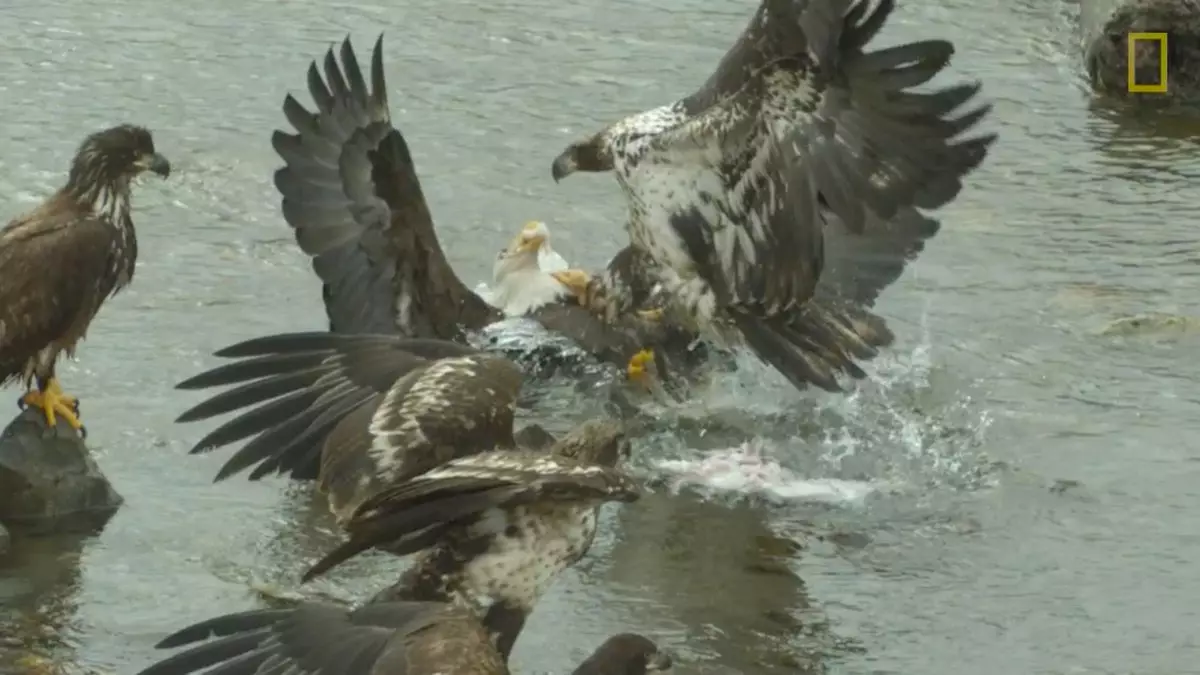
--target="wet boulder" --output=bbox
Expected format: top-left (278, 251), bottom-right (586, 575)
top-left (0, 408), bottom-right (124, 535)
top-left (1082, 0), bottom-right (1200, 106)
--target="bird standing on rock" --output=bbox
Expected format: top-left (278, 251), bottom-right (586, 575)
top-left (0, 124), bottom-right (169, 436)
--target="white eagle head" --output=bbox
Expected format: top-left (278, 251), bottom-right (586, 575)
top-left (490, 221), bottom-right (571, 317)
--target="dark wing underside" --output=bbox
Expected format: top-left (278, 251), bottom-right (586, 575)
top-left (174, 332), bottom-right (512, 486)
top-left (137, 601), bottom-right (505, 675)
top-left (272, 35), bottom-right (498, 340)
top-left (303, 449), bottom-right (640, 582)
top-left (0, 204), bottom-right (118, 383)
top-left (816, 206), bottom-right (940, 310)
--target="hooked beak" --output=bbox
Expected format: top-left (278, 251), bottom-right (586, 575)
top-left (646, 649), bottom-right (673, 671)
top-left (136, 153), bottom-right (171, 178)
top-left (551, 150), bottom-right (577, 183)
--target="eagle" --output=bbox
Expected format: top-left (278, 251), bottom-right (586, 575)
top-left (136, 599), bottom-right (672, 675)
top-left (174, 332), bottom-right (641, 658)
top-left (0, 124), bottom-right (169, 435)
top-left (549, 0), bottom-right (996, 393)
top-left (271, 36), bottom-right (691, 387)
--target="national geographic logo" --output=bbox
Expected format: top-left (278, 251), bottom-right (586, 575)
top-left (1127, 32), bottom-right (1168, 94)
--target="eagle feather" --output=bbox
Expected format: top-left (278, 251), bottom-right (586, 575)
top-left (552, 0), bottom-right (995, 393)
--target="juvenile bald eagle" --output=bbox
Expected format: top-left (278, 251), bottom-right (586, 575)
top-left (272, 36), bottom-right (688, 386)
top-left (0, 124), bottom-right (169, 434)
top-left (175, 333), bottom-right (641, 657)
top-left (301, 418), bottom-right (640, 658)
top-left (137, 599), bottom-right (671, 675)
top-left (550, 0), bottom-right (995, 393)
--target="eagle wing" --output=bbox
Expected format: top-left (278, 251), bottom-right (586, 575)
top-left (174, 333), bottom-right (518, 490)
top-left (137, 601), bottom-right (504, 675)
top-left (272, 35), bottom-right (498, 340)
top-left (629, 0), bottom-right (992, 390)
top-left (816, 206), bottom-right (940, 310)
top-left (302, 449), bottom-right (641, 582)
top-left (0, 207), bottom-right (119, 382)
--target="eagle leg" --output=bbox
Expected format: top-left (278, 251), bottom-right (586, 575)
top-left (20, 377), bottom-right (84, 435)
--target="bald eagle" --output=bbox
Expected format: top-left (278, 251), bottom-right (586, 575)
top-left (136, 599), bottom-right (671, 675)
top-left (550, 0), bottom-right (995, 393)
top-left (0, 124), bottom-right (169, 435)
top-left (175, 332), bottom-right (641, 658)
top-left (489, 220), bottom-right (578, 317)
top-left (272, 36), bottom-right (695, 387)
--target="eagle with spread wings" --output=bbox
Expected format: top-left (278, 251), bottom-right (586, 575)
top-left (0, 124), bottom-right (169, 435)
top-left (175, 332), bottom-right (642, 658)
top-left (271, 36), bottom-right (686, 384)
top-left (550, 0), bottom-right (995, 393)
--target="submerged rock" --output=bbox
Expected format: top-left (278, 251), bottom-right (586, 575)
top-left (1082, 0), bottom-right (1200, 106)
top-left (0, 408), bottom-right (123, 535)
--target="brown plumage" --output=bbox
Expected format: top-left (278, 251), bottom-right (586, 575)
top-left (175, 334), bottom-right (642, 658)
top-left (175, 331), bottom-right (643, 658)
top-left (135, 600), bottom-right (670, 675)
top-left (0, 124), bottom-right (169, 434)
top-left (175, 332), bottom-right (522, 511)
top-left (548, 0), bottom-right (993, 393)
top-left (272, 36), bottom-right (711, 389)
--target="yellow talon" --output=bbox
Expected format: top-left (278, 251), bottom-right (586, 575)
top-left (626, 348), bottom-right (655, 383)
top-left (637, 308), bottom-right (663, 322)
top-left (21, 378), bottom-right (83, 433)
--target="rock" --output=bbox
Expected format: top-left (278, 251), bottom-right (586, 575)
top-left (1082, 0), bottom-right (1200, 106)
top-left (0, 522), bottom-right (8, 555)
top-left (0, 408), bottom-right (123, 535)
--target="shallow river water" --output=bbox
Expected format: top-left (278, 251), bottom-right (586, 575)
top-left (0, 0), bottom-right (1198, 673)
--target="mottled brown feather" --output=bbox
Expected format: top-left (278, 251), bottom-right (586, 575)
top-left (272, 35), bottom-right (498, 340)
top-left (0, 204), bottom-right (119, 385)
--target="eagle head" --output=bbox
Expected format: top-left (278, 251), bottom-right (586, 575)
top-left (573, 633), bottom-right (673, 675)
top-left (551, 134), bottom-right (613, 182)
top-left (68, 124), bottom-right (171, 193)
top-left (551, 418), bottom-right (630, 467)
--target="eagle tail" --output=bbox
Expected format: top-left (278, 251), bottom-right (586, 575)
top-left (729, 303), bottom-right (877, 393)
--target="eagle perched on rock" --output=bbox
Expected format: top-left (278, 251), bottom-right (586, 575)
top-left (0, 124), bottom-right (169, 434)
top-left (550, 0), bottom-right (995, 393)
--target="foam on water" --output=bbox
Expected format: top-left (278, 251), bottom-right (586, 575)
top-left (653, 440), bottom-right (892, 506)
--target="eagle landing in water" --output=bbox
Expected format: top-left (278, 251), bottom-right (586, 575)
top-left (550, 0), bottom-right (996, 393)
top-left (0, 124), bottom-right (169, 435)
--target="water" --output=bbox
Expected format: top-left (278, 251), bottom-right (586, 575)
top-left (0, 0), bottom-right (1198, 673)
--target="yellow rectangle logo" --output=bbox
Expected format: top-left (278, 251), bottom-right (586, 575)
top-left (1127, 32), bottom-right (1168, 94)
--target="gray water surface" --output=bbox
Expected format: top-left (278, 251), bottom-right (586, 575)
top-left (0, 0), bottom-right (1198, 673)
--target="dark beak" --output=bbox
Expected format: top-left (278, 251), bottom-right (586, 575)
top-left (551, 150), bottom-right (576, 183)
top-left (142, 153), bottom-right (171, 178)
top-left (647, 649), bottom-right (673, 671)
